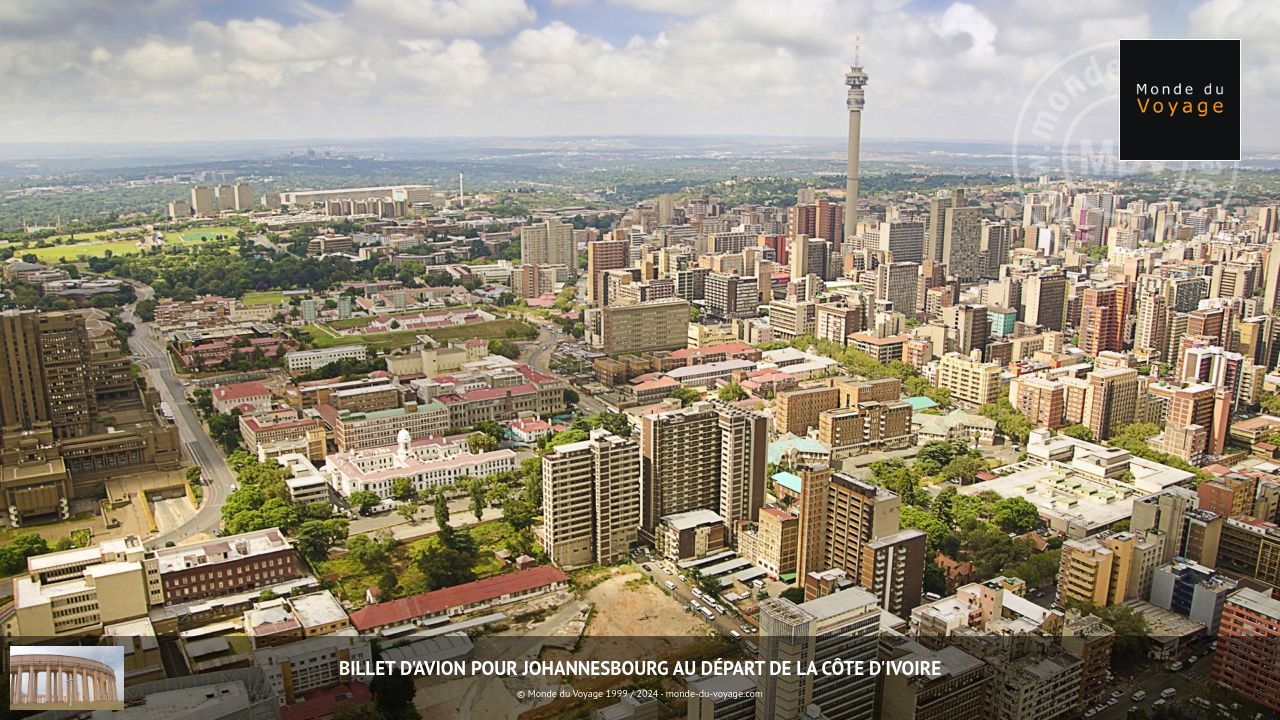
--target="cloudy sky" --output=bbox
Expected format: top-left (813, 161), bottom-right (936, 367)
top-left (0, 0), bottom-right (1275, 146)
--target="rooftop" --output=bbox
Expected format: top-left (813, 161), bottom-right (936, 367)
top-left (658, 508), bottom-right (725, 531)
top-left (347, 565), bottom-right (568, 631)
top-left (153, 528), bottom-right (292, 574)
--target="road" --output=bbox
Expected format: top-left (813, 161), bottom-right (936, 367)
top-left (521, 321), bottom-right (610, 416)
top-left (121, 283), bottom-right (233, 547)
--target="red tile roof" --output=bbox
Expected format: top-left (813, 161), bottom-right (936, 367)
top-left (348, 565), bottom-right (568, 631)
top-left (280, 683), bottom-right (373, 720)
top-left (213, 381), bottom-right (271, 402)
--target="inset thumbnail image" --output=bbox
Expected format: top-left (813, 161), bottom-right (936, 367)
top-left (8, 646), bottom-right (125, 711)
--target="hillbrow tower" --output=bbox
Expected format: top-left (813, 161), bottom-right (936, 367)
top-left (844, 53), bottom-right (868, 253)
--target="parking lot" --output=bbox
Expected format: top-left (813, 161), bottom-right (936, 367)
top-left (630, 548), bottom-right (762, 648)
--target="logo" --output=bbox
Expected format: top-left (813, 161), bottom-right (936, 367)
top-left (1120, 39), bottom-right (1240, 161)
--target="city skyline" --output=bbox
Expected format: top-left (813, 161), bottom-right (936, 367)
top-left (2, 0), bottom-right (1277, 147)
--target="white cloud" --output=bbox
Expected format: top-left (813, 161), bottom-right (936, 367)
top-left (351, 0), bottom-right (537, 37)
top-left (0, 0), bottom-right (1272, 146)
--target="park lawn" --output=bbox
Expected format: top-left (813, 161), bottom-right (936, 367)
top-left (307, 318), bottom-right (527, 351)
top-left (241, 290), bottom-right (285, 306)
top-left (22, 239), bottom-right (144, 262)
top-left (163, 226), bottom-right (241, 243)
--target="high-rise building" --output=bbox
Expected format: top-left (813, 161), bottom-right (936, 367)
top-left (865, 528), bottom-right (927, 617)
top-left (1082, 367), bottom-right (1138, 441)
top-left (233, 182), bottom-right (254, 211)
top-left (0, 310), bottom-right (97, 440)
top-left (844, 60), bottom-right (869, 252)
top-left (817, 401), bottom-right (914, 455)
top-left (876, 220), bottom-right (925, 264)
top-left (925, 190), bottom-right (964, 266)
top-left (639, 401), bottom-right (767, 538)
top-left (1010, 376), bottom-right (1066, 429)
top-left (717, 404), bottom-right (769, 540)
top-left (1211, 588), bottom-right (1280, 714)
top-left (520, 219), bottom-right (576, 269)
top-left (789, 199), bottom-right (844, 246)
top-left (879, 639), bottom-right (989, 720)
top-left (756, 587), bottom-right (880, 720)
top-left (586, 238), bottom-right (630, 306)
top-left (942, 304), bottom-right (991, 358)
top-left (942, 206), bottom-right (984, 281)
top-left (1056, 532), bottom-right (1158, 607)
top-left (596, 298), bottom-right (690, 356)
top-left (1022, 270), bottom-right (1067, 332)
top-left (214, 184), bottom-right (236, 211)
top-left (190, 185), bottom-right (214, 216)
top-left (542, 429), bottom-right (641, 569)
top-left (980, 221), bottom-right (1011, 278)
top-left (773, 386), bottom-right (840, 436)
top-left (874, 262), bottom-right (920, 316)
top-left (705, 273), bottom-right (760, 320)
top-left (1079, 285), bottom-right (1123, 357)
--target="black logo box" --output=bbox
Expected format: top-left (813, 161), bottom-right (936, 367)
top-left (1120, 39), bottom-right (1240, 161)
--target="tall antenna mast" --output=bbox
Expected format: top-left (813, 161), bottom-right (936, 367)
top-left (855, 36), bottom-right (861, 66)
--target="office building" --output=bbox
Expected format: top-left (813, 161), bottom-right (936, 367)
top-left (756, 587), bottom-right (879, 720)
top-left (866, 528), bottom-right (927, 617)
top-left (789, 199), bottom-right (844, 246)
top-left (315, 401), bottom-right (450, 451)
top-left (1023, 271), bottom-right (1067, 332)
top-left (153, 528), bottom-right (304, 602)
top-left (1, 310), bottom-right (98, 440)
top-left (1217, 515), bottom-right (1280, 587)
top-left (596, 298), bottom-right (690, 356)
top-left (942, 304), bottom-right (991, 358)
top-left (542, 429), bottom-right (641, 569)
top-left (874, 262), bottom-right (921, 316)
top-left (879, 638), bottom-right (988, 720)
top-left (1148, 559), bottom-right (1237, 635)
top-left (284, 345), bottom-right (369, 373)
top-left (925, 190), bottom-right (964, 266)
top-left (874, 220), bottom-right (925, 264)
top-left (8, 535), bottom-right (163, 637)
top-left (705, 272), bottom-right (760, 320)
top-left (773, 386), bottom-right (839, 436)
top-left (942, 206), bottom-right (983, 281)
top-left (512, 264), bottom-right (560, 299)
top-left (1079, 285), bottom-right (1123, 357)
top-left (323, 430), bottom-right (516, 500)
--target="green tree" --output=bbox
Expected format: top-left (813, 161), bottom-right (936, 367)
top-left (349, 490), bottom-right (381, 514)
top-left (474, 420), bottom-right (504, 441)
top-left (413, 532), bottom-right (479, 590)
top-left (348, 532), bottom-right (395, 570)
top-left (901, 505), bottom-right (953, 552)
top-left (185, 465), bottom-right (203, 484)
top-left (1060, 423), bottom-right (1094, 441)
top-left (487, 338), bottom-right (520, 359)
top-left (780, 586), bottom-right (806, 603)
top-left (0, 533), bottom-right (51, 575)
top-left (294, 519), bottom-right (345, 562)
top-left (398, 502), bottom-right (419, 524)
top-left (432, 490), bottom-right (451, 529)
top-left (992, 497), bottom-right (1041, 533)
top-left (467, 432), bottom-right (498, 454)
top-left (391, 477), bottom-right (417, 502)
top-left (468, 479), bottom-right (487, 521)
top-left (503, 497), bottom-right (537, 530)
top-left (1259, 392), bottom-right (1280, 414)
top-left (940, 456), bottom-right (987, 485)
top-left (717, 383), bottom-right (748, 402)
top-left (668, 386), bottom-right (701, 407)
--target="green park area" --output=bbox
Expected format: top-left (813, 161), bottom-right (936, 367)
top-left (317, 520), bottom-right (529, 604)
top-left (307, 317), bottom-right (533, 351)
top-left (162, 226), bottom-right (240, 243)
top-left (241, 290), bottom-right (285, 306)
top-left (16, 239), bottom-right (143, 262)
